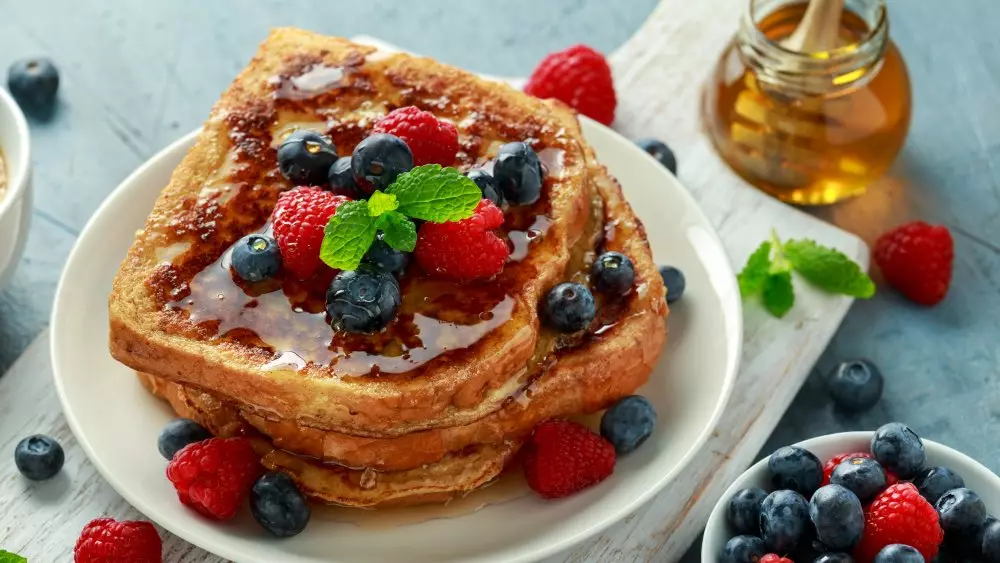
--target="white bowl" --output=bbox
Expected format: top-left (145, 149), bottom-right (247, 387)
top-left (0, 88), bottom-right (32, 289)
top-left (702, 431), bottom-right (1000, 560)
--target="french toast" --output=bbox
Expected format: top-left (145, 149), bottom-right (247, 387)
top-left (109, 29), bottom-right (667, 507)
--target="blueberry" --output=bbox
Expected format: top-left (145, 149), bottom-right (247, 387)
top-left (658, 266), bottom-right (686, 303)
top-left (599, 395), bottom-right (655, 455)
top-left (493, 142), bottom-right (543, 205)
top-left (831, 457), bottom-right (887, 502)
top-left (7, 58), bottom-right (59, 114)
top-left (720, 535), bottom-right (767, 563)
top-left (14, 434), bottom-right (64, 481)
top-left (543, 282), bottom-right (596, 332)
top-left (936, 488), bottom-right (986, 538)
top-left (591, 252), bottom-right (635, 296)
top-left (768, 446), bottom-right (823, 496)
top-left (727, 487), bottom-right (768, 535)
top-left (760, 489), bottom-right (811, 552)
top-left (914, 466), bottom-right (965, 505)
top-left (827, 359), bottom-right (883, 412)
top-left (231, 234), bottom-right (282, 282)
top-left (351, 133), bottom-right (413, 190)
top-left (363, 234), bottom-right (410, 277)
top-left (635, 138), bottom-right (677, 175)
top-left (948, 513), bottom-right (996, 558)
top-left (809, 484), bottom-right (864, 551)
top-left (814, 554), bottom-right (855, 563)
top-left (871, 422), bottom-right (925, 479)
top-left (277, 130), bottom-right (338, 186)
top-left (326, 264), bottom-right (401, 333)
top-left (328, 156), bottom-right (365, 199)
top-left (251, 472), bottom-right (311, 538)
top-left (467, 168), bottom-right (504, 207)
top-left (157, 418), bottom-right (212, 460)
top-left (983, 517), bottom-right (1000, 562)
top-left (874, 545), bottom-right (925, 563)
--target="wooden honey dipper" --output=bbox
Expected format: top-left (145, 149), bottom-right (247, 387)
top-left (783, 0), bottom-right (845, 53)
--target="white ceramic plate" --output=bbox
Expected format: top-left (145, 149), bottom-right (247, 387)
top-left (52, 119), bottom-right (742, 563)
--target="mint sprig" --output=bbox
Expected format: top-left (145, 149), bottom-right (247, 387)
top-left (738, 231), bottom-right (874, 318)
top-left (0, 550), bottom-right (27, 563)
top-left (320, 165), bottom-right (481, 270)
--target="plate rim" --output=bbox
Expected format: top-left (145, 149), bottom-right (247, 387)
top-left (51, 118), bottom-right (742, 563)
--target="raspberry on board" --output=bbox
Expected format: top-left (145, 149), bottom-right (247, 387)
top-left (74, 517), bottom-right (162, 563)
top-left (166, 437), bottom-right (262, 521)
top-left (414, 199), bottom-right (509, 281)
top-left (874, 221), bottom-right (954, 306)
top-left (853, 483), bottom-right (944, 562)
top-left (524, 44), bottom-right (617, 126)
top-left (524, 420), bottom-right (616, 499)
top-left (372, 106), bottom-right (459, 167)
top-left (271, 186), bottom-right (350, 279)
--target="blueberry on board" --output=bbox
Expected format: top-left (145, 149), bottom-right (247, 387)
top-left (7, 58), bottom-right (59, 114)
top-left (827, 359), bottom-right (884, 412)
top-left (592, 252), bottom-right (636, 296)
top-left (831, 457), bottom-right (888, 502)
top-left (351, 133), bottom-right (414, 190)
top-left (814, 554), bottom-right (855, 563)
top-left (543, 282), bottom-right (596, 333)
top-left (251, 472), bottom-right (311, 537)
top-left (720, 535), bottom-right (767, 563)
top-left (467, 168), bottom-right (504, 207)
top-left (493, 142), bottom-right (543, 205)
top-left (14, 434), bottom-right (64, 480)
top-left (658, 266), bottom-right (686, 303)
top-left (277, 130), bottom-right (339, 186)
top-left (328, 156), bottom-right (365, 199)
top-left (727, 487), bottom-right (768, 535)
top-left (913, 466), bottom-right (965, 505)
top-left (635, 138), bottom-right (677, 175)
top-left (599, 395), bottom-right (656, 455)
top-left (760, 489), bottom-right (811, 552)
top-left (936, 487), bottom-right (987, 538)
top-left (768, 445), bottom-right (823, 496)
top-left (157, 418), bottom-right (211, 460)
top-left (871, 422), bottom-right (925, 479)
top-left (231, 234), bottom-right (283, 282)
top-left (363, 234), bottom-right (410, 277)
top-left (983, 517), bottom-right (1000, 562)
top-left (326, 264), bottom-right (401, 334)
top-left (809, 484), bottom-right (864, 551)
top-left (874, 544), bottom-right (925, 563)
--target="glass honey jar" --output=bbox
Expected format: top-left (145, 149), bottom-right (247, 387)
top-left (703, 0), bottom-right (912, 205)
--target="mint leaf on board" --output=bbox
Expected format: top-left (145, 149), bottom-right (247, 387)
top-left (367, 191), bottom-right (399, 217)
top-left (737, 241), bottom-right (772, 297)
top-left (387, 165), bottom-right (481, 222)
top-left (376, 210), bottom-right (417, 252)
top-left (762, 271), bottom-right (795, 318)
top-left (320, 200), bottom-right (377, 270)
top-left (783, 239), bottom-right (875, 298)
top-left (0, 550), bottom-right (27, 563)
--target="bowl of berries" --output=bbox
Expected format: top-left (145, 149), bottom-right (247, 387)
top-left (703, 423), bottom-right (1000, 562)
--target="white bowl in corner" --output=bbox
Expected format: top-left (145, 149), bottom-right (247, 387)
top-left (702, 431), bottom-right (1000, 560)
top-left (0, 87), bottom-right (32, 290)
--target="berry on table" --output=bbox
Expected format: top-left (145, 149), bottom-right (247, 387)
top-left (524, 44), bottom-right (616, 126)
top-left (276, 130), bottom-right (338, 186)
top-left (74, 517), bottom-right (162, 563)
top-left (165, 437), bottom-right (261, 521)
top-left (372, 106), bottom-right (459, 167)
top-left (414, 199), bottom-right (509, 281)
top-left (635, 138), bottom-right (677, 175)
top-left (7, 58), bottom-right (59, 113)
top-left (874, 221), bottom-right (953, 306)
top-left (14, 434), bottom-right (64, 481)
top-left (591, 251), bottom-right (636, 296)
top-left (760, 489), bottom-right (811, 552)
top-left (810, 484), bottom-right (865, 551)
top-left (231, 234), bottom-right (282, 283)
top-left (873, 544), bottom-right (925, 563)
top-left (271, 186), bottom-right (349, 279)
top-left (871, 422), bottom-right (925, 479)
top-left (326, 264), bottom-right (401, 334)
top-left (659, 266), bottom-right (686, 303)
top-left (721, 535), bottom-right (767, 563)
top-left (363, 233), bottom-right (410, 276)
top-left (523, 420), bottom-right (615, 499)
top-left (853, 483), bottom-right (943, 562)
top-left (831, 456), bottom-right (888, 502)
top-left (935, 488), bottom-right (986, 538)
top-left (251, 472), bottom-right (311, 538)
top-left (827, 359), bottom-right (884, 412)
top-left (351, 133), bottom-right (414, 190)
top-left (493, 141), bottom-right (544, 205)
top-left (328, 156), bottom-right (365, 199)
top-left (913, 466), bottom-right (965, 505)
top-left (727, 487), bottom-right (768, 536)
top-left (157, 418), bottom-right (211, 460)
top-left (543, 282), bottom-right (597, 333)
top-left (768, 445), bottom-right (823, 496)
top-left (467, 168), bottom-right (504, 207)
top-left (599, 395), bottom-right (656, 455)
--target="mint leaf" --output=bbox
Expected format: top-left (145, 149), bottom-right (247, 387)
top-left (367, 191), bottom-right (398, 217)
top-left (0, 550), bottom-right (27, 563)
top-left (376, 211), bottom-right (417, 252)
top-left (387, 165), bottom-right (481, 222)
top-left (738, 241), bottom-right (772, 297)
top-left (784, 239), bottom-right (875, 298)
top-left (762, 271), bottom-right (795, 318)
top-left (320, 200), bottom-right (377, 270)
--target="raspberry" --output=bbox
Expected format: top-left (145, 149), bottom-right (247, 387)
top-left (372, 106), bottom-right (459, 166)
top-left (524, 45), bottom-right (616, 126)
top-left (271, 187), bottom-right (350, 279)
top-left (524, 420), bottom-right (616, 499)
top-left (874, 221), bottom-right (953, 306)
top-left (74, 518), bottom-right (162, 563)
top-left (414, 199), bottom-right (509, 281)
top-left (822, 452), bottom-right (898, 487)
top-left (853, 483), bottom-right (943, 562)
top-left (761, 555), bottom-right (792, 563)
top-left (166, 437), bottom-right (261, 521)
